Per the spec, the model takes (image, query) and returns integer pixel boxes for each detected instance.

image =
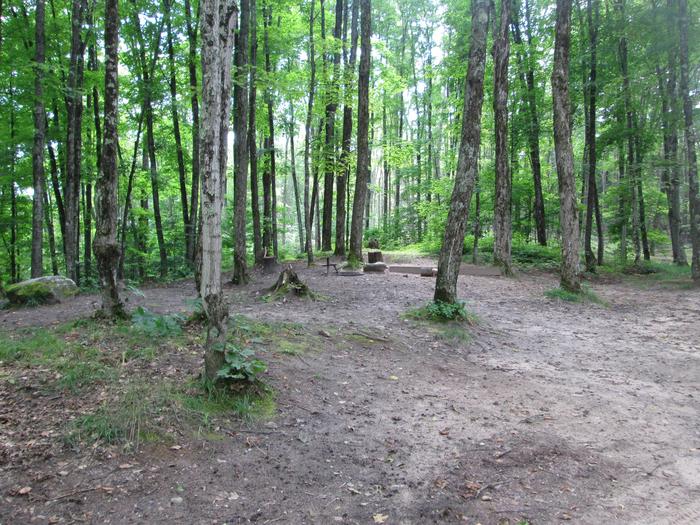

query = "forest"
[0,0,699,523]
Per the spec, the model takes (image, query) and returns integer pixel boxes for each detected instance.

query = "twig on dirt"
[494,448,512,459]
[475,483,495,499]
[353,331,390,342]
[49,486,106,501]
[263,517,284,524]
[224,428,281,436]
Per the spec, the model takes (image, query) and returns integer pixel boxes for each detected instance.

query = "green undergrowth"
[544,286,605,305]
[2,310,282,451]
[230,314,325,356]
[68,380,275,450]
[598,260,696,289]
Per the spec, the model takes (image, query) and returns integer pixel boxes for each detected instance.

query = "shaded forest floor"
[1,258,699,524]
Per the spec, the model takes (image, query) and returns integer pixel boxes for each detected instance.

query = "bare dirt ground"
[1,259,699,524]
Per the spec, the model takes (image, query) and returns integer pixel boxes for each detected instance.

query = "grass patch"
[68,380,276,450]
[544,286,605,305]
[599,260,695,289]
[405,301,477,323]
[230,315,321,356]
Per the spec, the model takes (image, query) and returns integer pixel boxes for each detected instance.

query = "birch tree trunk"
[93,0,125,318]
[348,0,371,263]
[433,0,489,304]
[551,0,581,292]
[200,0,237,381]
[304,0,317,265]
[492,0,512,275]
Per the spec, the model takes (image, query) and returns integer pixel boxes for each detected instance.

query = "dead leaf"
[18,486,32,495]
[170,445,182,450]
[118,463,132,469]
[373,513,388,523]
[439,428,450,436]
[388,375,399,381]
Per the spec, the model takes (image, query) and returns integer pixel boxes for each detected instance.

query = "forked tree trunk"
[31,0,46,278]
[232,0,250,284]
[434,0,489,304]
[336,0,359,256]
[551,0,581,292]
[348,0,371,263]
[93,0,125,318]
[492,0,512,275]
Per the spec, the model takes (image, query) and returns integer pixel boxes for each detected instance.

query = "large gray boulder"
[5,276,78,306]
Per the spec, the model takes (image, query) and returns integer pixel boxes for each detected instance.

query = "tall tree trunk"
[165,0,190,259]
[382,97,389,231]
[678,0,700,281]
[551,0,581,292]
[185,0,200,264]
[348,0,371,263]
[263,5,278,259]
[512,0,546,245]
[64,0,87,283]
[118,111,144,278]
[200,0,237,381]
[434,0,489,304]
[232,0,250,284]
[583,0,600,271]
[304,0,317,265]
[321,0,343,251]
[289,103,304,252]
[248,0,263,265]
[492,0,512,275]
[94,0,125,318]
[31,0,46,278]
[132,12,167,277]
[335,0,358,256]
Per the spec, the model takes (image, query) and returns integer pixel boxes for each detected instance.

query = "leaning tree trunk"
[551,0,581,292]
[678,0,700,281]
[200,0,237,381]
[348,0,372,264]
[434,0,490,304]
[232,0,250,284]
[93,0,125,318]
[31,0,46,278]
[492,0,512,275]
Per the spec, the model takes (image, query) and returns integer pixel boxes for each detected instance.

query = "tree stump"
[270,265,312,297]
[368,251,383,263]
[262,256,278,274]
[363,262,388,273]
[367,238,380,249]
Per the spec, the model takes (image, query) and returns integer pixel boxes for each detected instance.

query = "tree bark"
[492,0,512,275]
[165,0,191,259]
[263,5,278,259]
[232,0,250,284]
[433,0,489,304]
[31,0,46,278]
[348,0,371,263]
[93,0,125,318]
[200,0,237,381]
[185,0,200,265]
[583,0,600,271]
[551,0,581,292]
[64,0,87,283]
[335,0,359,256]
[248,0,263,265]
[304,0,317,265]
[321,0,343,251]
[289,102,305,252]
[678,0,700,281]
